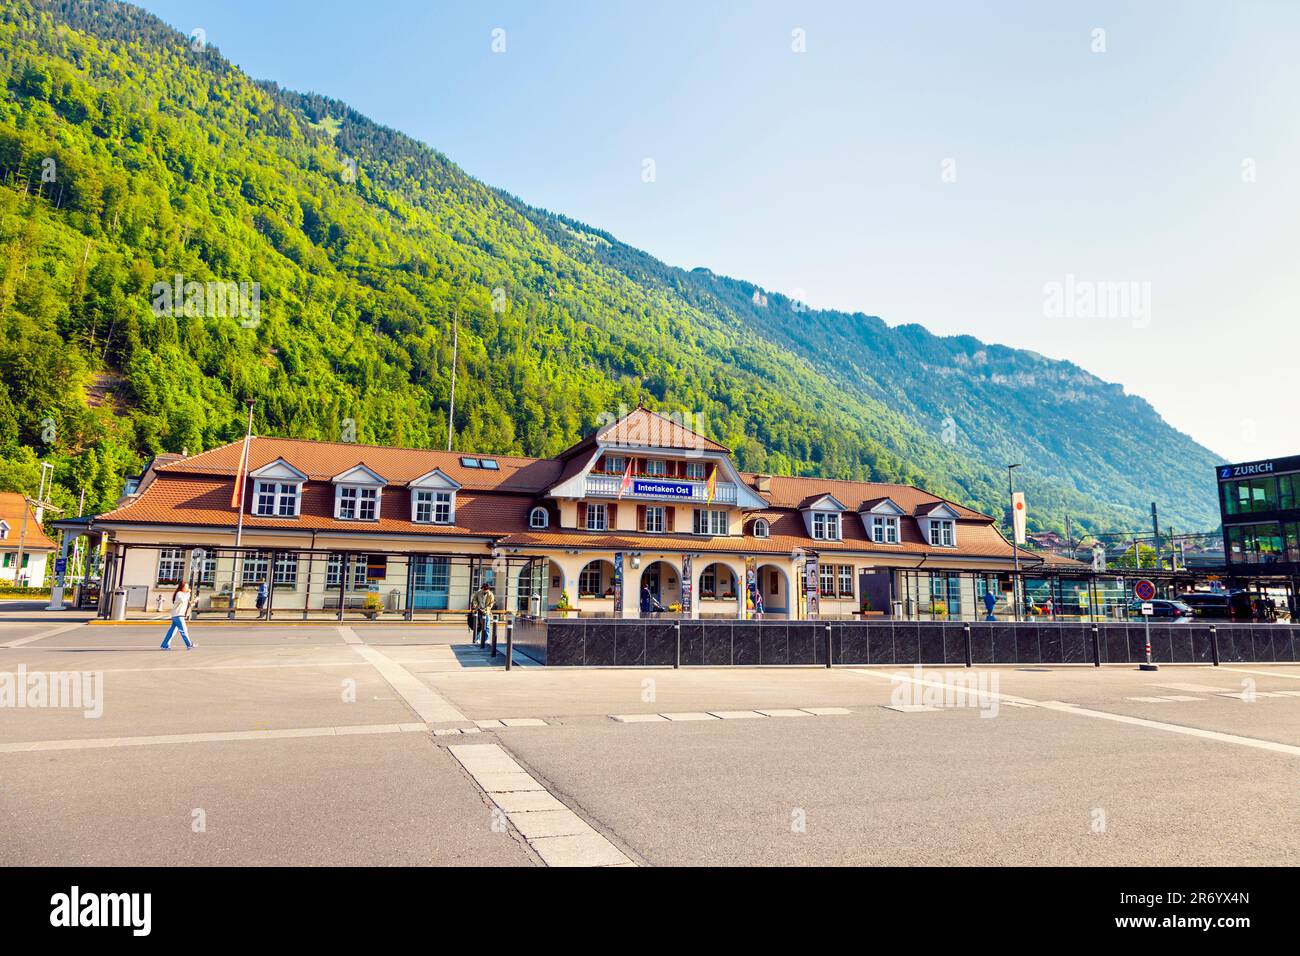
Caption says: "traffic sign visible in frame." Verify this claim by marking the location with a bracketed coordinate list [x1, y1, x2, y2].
[1134, 579, 1156, 602]
[54, 558, 66, 574]
[1140, 602, 1154, 616]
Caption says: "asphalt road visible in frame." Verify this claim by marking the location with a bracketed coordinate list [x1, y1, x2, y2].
[2, 610, 1297, 866]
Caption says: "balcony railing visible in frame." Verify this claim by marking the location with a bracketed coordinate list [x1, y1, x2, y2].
[584, 474, 738, 505]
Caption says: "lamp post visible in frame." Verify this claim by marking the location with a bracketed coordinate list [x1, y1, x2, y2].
[1008, 464, 1022, 622]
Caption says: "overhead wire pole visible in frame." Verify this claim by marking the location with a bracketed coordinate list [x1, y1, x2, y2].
[1008, 463, 1021, 622]
[447, 310, 458, 452]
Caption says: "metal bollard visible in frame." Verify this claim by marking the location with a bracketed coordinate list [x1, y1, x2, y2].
[825, 623, 833, 668]
[491, 617, 498, 657]
[1091, 625, 1101, 667]
[505, 620, 513, 671]
[1210, 624, 1219, 666]
[964, 623, 972, 668]
[674, 621, 681, 669]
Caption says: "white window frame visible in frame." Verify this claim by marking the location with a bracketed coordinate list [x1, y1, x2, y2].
[603, 455, 626, 474]
[644, 505, 665, 533]
[819, 565, 836, 596]
[413, 489, 454, 524]
[693, 508, 727, 536]
[872, 515, 899, 544]
[240, 552, 269, 586]
[529, 507, 549, 529]
[684, 461, 706, 480]
[157, 548, 185, 584]
[336, 485, 380, 521]
[753, 518, 769, 538]
[272, 553, 299, 587]
[254, 480, 301, 517]
[812, 511, 841, 541]
[838, 565, 854, 597]
[644, 459, 666, 477]
[586, 503, 608, 531]
[929, 519, 955, 547]
[578, 562, 604, 596]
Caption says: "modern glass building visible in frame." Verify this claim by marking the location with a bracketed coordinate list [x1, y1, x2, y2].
[1217, 454, 1300, 579]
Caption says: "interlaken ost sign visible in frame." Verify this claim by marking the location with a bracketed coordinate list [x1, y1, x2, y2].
[630, 479, 696, 498]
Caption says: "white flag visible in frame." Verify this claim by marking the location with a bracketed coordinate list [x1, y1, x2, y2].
[1011, 491, 1027, 545]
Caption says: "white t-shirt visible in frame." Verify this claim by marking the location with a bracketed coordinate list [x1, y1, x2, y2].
[172, 591, 191, 618]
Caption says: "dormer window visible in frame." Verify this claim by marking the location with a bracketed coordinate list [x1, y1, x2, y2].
[338, 486, 378, 521]
[331, 464, 387, 522]
[753, 518, 770, 538]
[812, 512, 841, 541]
[685, 461, 706, 480]
[603, 455, 626, 474]
[414, 490, 453, 524]
[529, 507, 549, 529]
[929, 519, 955, 547]
[0, 520, 8, 541]
[409, 468, 461, 525]
[248, 459, 307, 518]
[644, 459, 666, 477]
[871, 515, 899, 544]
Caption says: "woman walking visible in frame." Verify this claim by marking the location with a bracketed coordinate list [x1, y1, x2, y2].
[161, 581, 196, 650]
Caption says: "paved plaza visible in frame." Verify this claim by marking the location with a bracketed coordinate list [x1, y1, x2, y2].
[2, 602, 1297, 866]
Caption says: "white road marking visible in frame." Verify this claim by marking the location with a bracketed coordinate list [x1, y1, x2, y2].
[800, 707, 852, 716]
[1217, 666, 1300, 681]
[1216, 691, 1289, 700]
[1126, 696, 1206, 703]
[851, 667, 1300, 758]
[338, 626, 467, 724]
[448, 743, 633, 867]
[661, 712, 717, 721]
[610, 714, 667, 723]
[500, 718, 548, 727]
[883, 704, 941, 713]
[0, 721, 426, 754]
[1154, 682, 1236, 693]
[710, 710, 765, 719]
[756, 708, 813, 718]
[1, 622, 85, 648]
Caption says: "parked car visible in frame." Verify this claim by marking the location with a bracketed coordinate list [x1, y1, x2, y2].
[1127, 599, 1193, 621]
[1177, 591, 1254, 621]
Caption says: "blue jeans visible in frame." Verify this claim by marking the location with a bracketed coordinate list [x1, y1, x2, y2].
[162, 615, 192, 648]
[479, 611, 492, 645]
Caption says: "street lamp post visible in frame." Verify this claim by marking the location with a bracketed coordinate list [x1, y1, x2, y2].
[1008, 464, 1022, 622]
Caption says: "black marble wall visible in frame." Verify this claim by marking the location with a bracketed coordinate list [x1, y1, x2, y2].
[522, 617, 1300, 667]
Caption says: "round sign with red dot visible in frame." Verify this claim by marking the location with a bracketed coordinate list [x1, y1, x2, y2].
[1134, 580, 1156, 602]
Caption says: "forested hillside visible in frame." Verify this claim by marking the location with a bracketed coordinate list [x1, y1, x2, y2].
[0, 0, 1219, 539]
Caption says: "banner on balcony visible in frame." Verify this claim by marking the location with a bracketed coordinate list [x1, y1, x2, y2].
[631, 479, 695, 498]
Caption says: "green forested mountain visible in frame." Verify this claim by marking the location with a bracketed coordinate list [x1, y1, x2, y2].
[0, 0, 1219, 540]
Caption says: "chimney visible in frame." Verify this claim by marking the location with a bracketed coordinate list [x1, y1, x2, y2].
[755, 474, 772, 493]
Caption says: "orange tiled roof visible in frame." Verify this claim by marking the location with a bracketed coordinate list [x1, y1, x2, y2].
[0, 493, 57, 550]
[742, 473, 989, 519]
[558, 406, 730, 458]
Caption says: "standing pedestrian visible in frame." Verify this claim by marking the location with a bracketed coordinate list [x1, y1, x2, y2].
[161, 581, 195, 650]
[470, 581, 495, 646]
[255, 580, 268, 619]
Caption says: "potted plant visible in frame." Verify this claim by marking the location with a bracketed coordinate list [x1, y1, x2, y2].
[362, 591, 383, 620]
[931, 599, 948, 618]
[553, 590, 578, 618]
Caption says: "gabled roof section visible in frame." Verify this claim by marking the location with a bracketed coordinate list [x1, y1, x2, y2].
[798, 493, 847, 511]
[859, 497, 905, 515]
[249, 457, 308, 482]
[0, 493, 56, 550]
[409, 468, 462, 491]
[915, 501, 961, 519]
[331, 463, 388, 486]
[743, 474, 991, 520]
[558, 406, 730, 459]
[159, 437, 561, 492]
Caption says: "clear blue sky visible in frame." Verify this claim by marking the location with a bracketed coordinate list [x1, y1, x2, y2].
[138, 0, 1300, 462]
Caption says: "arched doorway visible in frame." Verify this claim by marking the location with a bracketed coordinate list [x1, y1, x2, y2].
[754, 564, 791, 619]
[639, 560, 682, 614]
[697, 561, 740, 617]
[576, 559, 617, 602]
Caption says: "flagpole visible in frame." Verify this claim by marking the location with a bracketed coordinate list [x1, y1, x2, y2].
[447, 311, 458, 452]
[234, 399, 255, 550]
